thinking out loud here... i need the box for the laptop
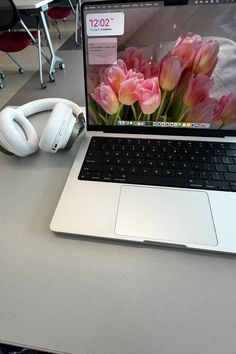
[51,0,236,254]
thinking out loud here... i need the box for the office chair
[0,0,47,89]
[47,0,75,39]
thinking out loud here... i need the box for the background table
[15,0,64,81]
[0,112,236,354]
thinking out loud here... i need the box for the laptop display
[82,0,236,136]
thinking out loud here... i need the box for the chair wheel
[19,68,24,74]
[59,62,65,70]
[41,83,47,89]
[0,83,4,89]
[59,34,62,39]
[0,73,5,80]
[49,73,55,82]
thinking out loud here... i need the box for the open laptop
[51,0,236,254]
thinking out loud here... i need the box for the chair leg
[6,53,24,74]
[68,0,76,14]
[52,19,62,39]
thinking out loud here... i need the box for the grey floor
[5,49,85,108]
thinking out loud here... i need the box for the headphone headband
[17,98,83,118]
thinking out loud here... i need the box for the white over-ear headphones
[0,98,85,157]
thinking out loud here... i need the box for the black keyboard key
[189,179,204,188]
[138,167,151,175]
[210,156,221,163]
[204,180,218,190]
[199,171,211,179]
[211,172,224,180]
[222,156,234,164]
[203,163,215,171]
[187,171,199,179]
[79,171,91,180]
[191,163,203,170]
[215,164,228,172]
[224,173,236,182]
[152,168,163,176]
[227,165,236,173]
[214,149,225,156]
[217,181,230,191]
[175,170,186,178]
[163,169,175,177]
[230,182,236,192]
[229,143,236,149]
[102,173,113,181]
[113,174,127,182]
[91,172,102,181]
[226,150,236,157]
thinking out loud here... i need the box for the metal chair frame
[0,0,50,88]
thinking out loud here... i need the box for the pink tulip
[125,69,144,81]
[159,54,182,91]
[172,33,202,69]
[91,83,119,115]
[118,70,144,106]
[183,73,214,108]
[216,93,236,125]
[107,59,127,93]
[119,78,141,106]
[193,40,219,75]
[138,77,161,114]
[122,47,144,71]
[186,98,218,123]
[139,60,159,79]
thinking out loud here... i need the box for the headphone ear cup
[0,107,39,157]
[39,102,76,153]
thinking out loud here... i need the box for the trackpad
[115,186,217,246]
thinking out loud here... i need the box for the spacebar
[126,175,188,188]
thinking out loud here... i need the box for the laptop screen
[82,0,236,136]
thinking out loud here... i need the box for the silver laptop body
[51,0,236,254]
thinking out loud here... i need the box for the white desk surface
[1,112,236,354]
[14,0,53,10]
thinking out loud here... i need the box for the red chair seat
[47,7,72,20]
[0,31,37,53]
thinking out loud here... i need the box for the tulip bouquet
[88,33,236,128]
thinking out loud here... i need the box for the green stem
[131,104,138,120]
[156,90,168,120]
[163,89,175,116]
[137,112,143,121]
[177,106,187,123]
[146,114,150,121]
[114,104,124,125]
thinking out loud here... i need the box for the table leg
[75,0,82,45]
[39,6,65,81]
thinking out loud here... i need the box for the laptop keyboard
[78,137,236,192]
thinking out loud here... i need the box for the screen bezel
[81,0,236,138]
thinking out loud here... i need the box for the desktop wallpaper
[83,2,236,130]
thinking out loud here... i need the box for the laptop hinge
[164,0,188,5]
